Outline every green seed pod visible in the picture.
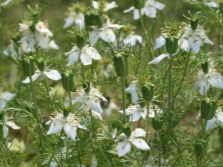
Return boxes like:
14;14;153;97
61;70;76;92
113;52;128;78
0;112;3;140
85;13;94;28
93;14;103;27
82;82;90;94
141;83;154;102
76;33;86;49
35;58;45;72
201;61;208;74
195;139;207;158
132;0;143;9
165;37;178;54
122;124;131;138
152;116;163;131
191;19;198;30
201;98;216;120
63;106;70;118
21;56;36;77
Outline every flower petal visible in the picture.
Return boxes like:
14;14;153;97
153;1;165;10
133;9;140;20
81;52;92;65
64;123;77;140
63;15;75;28
132;138;150;150
87;100;103;114
22;70;42;83
49;40;59;50
1;92;16;101
117;141;131;157
124;6;134;13
5;121;21;130
3;125;9;138
66;49;80;66
148;54;169;65
47;120;64;135
99;28;116;42
90;30;100;46
154;36;166;50
131;128;146;138
85;47;101;60
44;70;62;81
206;117;218;131
188;35;202;54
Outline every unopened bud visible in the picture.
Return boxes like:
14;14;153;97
141;83;154;102
165;38;178;54
195;139;207;158
201;98;216;120
63;107;70;118
93;14;103;27
61;70;76;92
122;124;131;138
152;116;163;131
21;56;35;77
201;61;208;74
191;19;198;30
76;33;86;49
35;58;45;72
132;0;143;9
82;82;90;93
113;52;128;78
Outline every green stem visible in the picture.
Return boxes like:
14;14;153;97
121;77;127;124
29;76;39;121
146;102;150;142
197;158;201;167
133;149;143;167
137;117;142;128
158;130;162;167
1;143;8;167
43;75;54;111
76;140;82;167
174;50;191;97
69;91;72;107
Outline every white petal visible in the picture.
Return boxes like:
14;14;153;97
148;54;169;64
87;100;103;114
49;40;59;50
153;1;165;10
144;6;157;18
85;47;101;60
5;121;21;130
0;0;11;6
133;9;140;20
63;15;75;28
179;38;190;52
208;77;223;89
129;111;141;122
92;1;99;9
22;70;42;83
92;110;103;121
47;120;64;135
66;50;80;66
206;2;218;8
124;6;134;13
203;36;213;45
3;125;9;138
44;70;62;81
0;100;7;109
132;128;146;137
64;123;77;140
104;1;118;11
89;30;100;46
81;52;92;65
132;138;150;150
117;141;131;157
206;117;218;131
188;35;202;54
199;82;210;95
99;28;116;42
1;92;16;101
125;81;138;103
154;36;166;50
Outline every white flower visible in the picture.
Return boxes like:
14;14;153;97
0;0;11;6
205;1;218;8
193;67;223;95
89;18;124;46
46;112;87;140
148;53;170;65
205;107;223;130
123;33;142;46
19;21;59;52
119;104;163;122
125;80;139;103
124;6;142;20
182;24;213;53
22;68;61;84
142;0;165;18
117;128;150;157
4;115;21;138
0;92;16;109
63;11;85;29
73;87;107;114
92;1;117;12
65;45;101;66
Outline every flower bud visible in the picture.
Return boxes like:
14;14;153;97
195;139;207;158
21;56;36;77
152;116;163;131
191;19;198;30
132;0;143;9
141;83;154;102
93;14;103;27
35;58;45;72
113;52;128;78
201;61;208;74
165;37;178;54
76;33;86;49
63;106;70;118
122;124;131;138
61;70;76;92
201;98;216;120
84;12;94;28
82;81;90;93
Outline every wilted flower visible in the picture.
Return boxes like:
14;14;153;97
117;128;150;156
92;1;117;12
89;17;124;46
182;24;213;53
193;67;223;95
4;115;21;138
119;104;163;122
65;45;101;66
142;0;165;18
22;68;61;83
19;21;59;52
73;87;107;114
0;92;16;109
8;138;25;153
46;112;87;140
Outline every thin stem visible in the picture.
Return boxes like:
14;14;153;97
133;149;143;167
121;77;127;124
43;75;54;111
76;140;82;167
137;117;142;128
29;76;39;121
197;158;201;167
174;50;191;97
69;91;72;107
158;130;162;167
1;143;8;167
146;102;150;142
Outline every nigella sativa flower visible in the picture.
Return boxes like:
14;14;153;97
142;0;165;18
92;1;118;12
0;92;16;109
125;80;139;103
